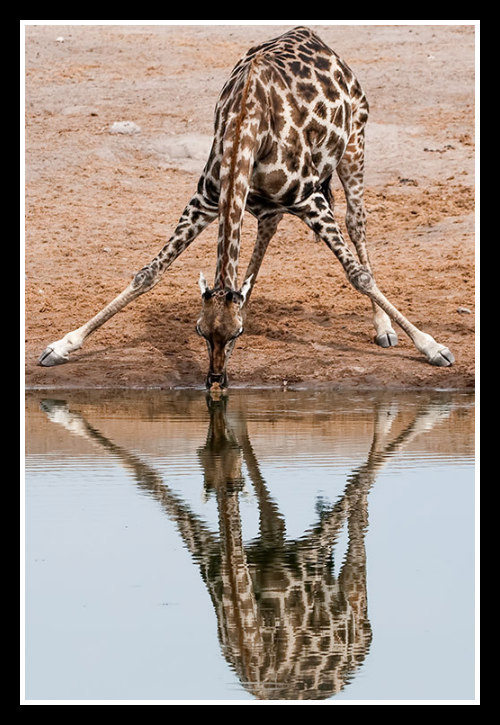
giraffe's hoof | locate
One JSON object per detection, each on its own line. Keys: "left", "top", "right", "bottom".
{"left": 375, "top": 331, "right": 398, "bottom": 348}
{"left": 429, "top": 347, "right": 455, "bottom": 367}
{"left": 38, "top": 346, "right": 69, "bottom": 367}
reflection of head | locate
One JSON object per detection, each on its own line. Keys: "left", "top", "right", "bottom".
{"left": 230, "top": 539, "right": 373, "bottom": 700}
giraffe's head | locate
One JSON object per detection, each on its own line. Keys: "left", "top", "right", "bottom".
{"left": 196, "top": 273, "right": 252, "bottom": 392}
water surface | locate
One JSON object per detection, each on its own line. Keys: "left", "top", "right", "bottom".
{"left": 24, "top": 389, "right": 475, "bottom": 702}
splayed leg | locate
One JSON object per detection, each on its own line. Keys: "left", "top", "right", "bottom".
{"left": 39, "top": 193, "right": 217, "bottom": 366}
{"left": 294, "top": 192, "right": 454, "bottom": 367}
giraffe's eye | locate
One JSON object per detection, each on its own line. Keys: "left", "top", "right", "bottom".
{"left": 230, "top": 327, "right": 243, "bottom": 340}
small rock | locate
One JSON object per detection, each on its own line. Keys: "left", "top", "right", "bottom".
{"left": 456, "top": 306, "right": 472, "bottom": 314}
{"left": 109, "top": 121, "right": 141, "bottom": 135}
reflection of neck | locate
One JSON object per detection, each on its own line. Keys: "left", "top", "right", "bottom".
{"left": 215, "top": 485, "right": 263, "bottom": 682}
{"left": 198, "top": 400, "right": 264, "bottom": 678}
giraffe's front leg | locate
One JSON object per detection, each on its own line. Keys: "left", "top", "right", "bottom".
{"left": 38, "top": 192, "right": 218, "bottom": 366}
{"left": 295, "top": 193, "right": 455, "bottom": 367}
{"left": 39, "top": 326, "right": 90, "bottom": 366}
{"left": 38, "top": 283, "right": 143, "bottom": 366}
{"left": 350, "top": 267, "right": 455, "bottom": 366}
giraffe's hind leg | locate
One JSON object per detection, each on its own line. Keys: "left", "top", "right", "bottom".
{"left": 336, "top": 123, "right": 398, "bottom": 348}
{"left": 38, "top": 192, "right": 218, "bottom": 366}
{"left": 294, "top": 192, "right": 454, "bottom": 367}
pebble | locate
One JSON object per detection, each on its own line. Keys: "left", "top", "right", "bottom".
{"left": 456, "top": 306, "right": 472, "bottom": 314}
{"left": 109, "top": 121, "right": 141, "bottom": 135}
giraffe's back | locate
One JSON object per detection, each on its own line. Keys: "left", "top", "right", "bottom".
{"left": 209, "top": 26, "right": 369, "bottom": 210}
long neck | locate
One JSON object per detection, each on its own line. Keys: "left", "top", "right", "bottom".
{"left": 215, "top": 56, "right": 264, "bottom": 289}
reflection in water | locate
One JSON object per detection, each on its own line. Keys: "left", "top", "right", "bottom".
{"left": 34, "top": 392, "right": 470, "bottom": 701}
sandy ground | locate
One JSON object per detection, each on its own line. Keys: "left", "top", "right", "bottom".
{"left": 24, "top": 23, "right": 476, "bottom": 391}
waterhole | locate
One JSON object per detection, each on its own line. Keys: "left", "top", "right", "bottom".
{"left": 24, "top": 389, "right": 475, "bottom": 702}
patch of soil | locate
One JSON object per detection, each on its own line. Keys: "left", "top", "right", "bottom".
{"left": 25, "top": 24, "right": 475, "bottom": 391}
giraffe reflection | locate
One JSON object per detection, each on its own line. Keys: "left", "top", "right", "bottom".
{"left": 197, "top": 396, "right": 374, "bottom": 699}
{"left": 40, "top": 395, "right": 450, "bottom": 700}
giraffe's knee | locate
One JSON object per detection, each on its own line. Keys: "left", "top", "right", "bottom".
{"left": 132, "top": 264, "right": 159, "bottom": 292}
{"left": 349, "top": 266, "right": 374, "bottom": 294}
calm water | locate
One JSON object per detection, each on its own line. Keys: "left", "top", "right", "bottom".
{"left": 24, "top": 389, "right": 476, "bottom": 703}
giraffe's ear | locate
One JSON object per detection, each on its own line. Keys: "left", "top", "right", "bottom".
{"left": 239, "top": 275, "right": 253, "bottom": 304}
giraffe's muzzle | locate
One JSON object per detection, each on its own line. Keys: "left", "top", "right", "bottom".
{"left": 206, "top": 371, "right": 228, "bottom": 390}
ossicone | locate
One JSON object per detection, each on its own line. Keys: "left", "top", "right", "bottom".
{"left": 199, "top": 272, "right": 212, "bottom": 300}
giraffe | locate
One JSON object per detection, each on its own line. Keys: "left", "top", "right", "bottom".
{"left": 38, "top": 26, "right": 454, "bottom": 389}
{"left": 39, "top": 393, "right": 455, "bottom": 700}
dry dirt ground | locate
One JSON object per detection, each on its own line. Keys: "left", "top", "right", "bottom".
{"left": 24, "top": 23, "right": 476, "bottom": 391}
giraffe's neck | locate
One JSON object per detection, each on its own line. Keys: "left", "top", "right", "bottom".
{"left": 215, "top": 56, "right": 265, "bottom": 290}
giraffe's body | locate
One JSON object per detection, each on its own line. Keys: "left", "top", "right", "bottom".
{"left": 205, "top": 27, "right": 368, "bottom": 290}
{"left": 39, "top": 27, "right": 454, "bottom": 387}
